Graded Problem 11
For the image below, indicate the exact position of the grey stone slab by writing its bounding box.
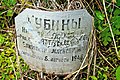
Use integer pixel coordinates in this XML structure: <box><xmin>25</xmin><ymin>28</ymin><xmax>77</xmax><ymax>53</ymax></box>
<box><xmin>15</xmin><ymin>8</ymin><xmax>93</xmax><ymax>74</ymax></box>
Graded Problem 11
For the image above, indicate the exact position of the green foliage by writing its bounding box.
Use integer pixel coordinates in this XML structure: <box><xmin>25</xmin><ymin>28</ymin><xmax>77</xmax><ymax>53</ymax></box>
<box><xmin>0</xmin><ymin>31</ymin><xmax>31</xmax><ymax>80</ymax></box>
<box><xmin>89</xmin><ymin>76</ymin><xmax>98</xmax><ymax>80</ymax></box>
<box><xmin>2</xmin><ymin>0</ymin><xmax>16</xmax><ymax>8</ymax></box>
<box><xmin>0</xmin><ymin>33</ymin><xmax>18</xmax><ymax>80</ymax></box>
<box><xmin>95</xmin><ymin>10</ymin><xmax>112</xmax><ymax>46</ymax></box>
<box><xmin>95</xmin><ymin>5</ymin><xmax>120</xmax><ymax>46</ymax></box>
<box><xmin>94</xmin><ymin>1</ymin><xmax>120</xmax><ymax>80</ymax></box>
<box><xmin>95</xmin><ymin>10</ymin><xmax>105</xmax><ymax>20</ymax></box>
<box><xmin>44</xmin><ymin>0</ymin><xmax>48</xmax><ymax>3</ymax></box>
<box><xmin>0</xmin><ymin>0</ymin><xmax>16</xmax><ymax>29</ymax></box>
<box><xmin>103</xmin><ymin>73</ymin><xmax>108</xmax><ymax>80</ymax></box>
<box><xmin>0</xmin><ymin>35</ymin><xmax>4</xmax><ymax>46</ymax></box>
<box><xmin>0</xmin><ymin>0</ymin><xmax>31</xmax><ymax>79</ymax></box>
<box><xmin>89</xmin><ymin>70</ymin><xmax>108</xmax><ymax>80</ymax></box>
<box><xmin>7</xmin><ymin>10</ymin><xmax>14</xmax><ymax>17</ymax></box>
<box><xmin>116</xmin><ymin>66</ymin><xmax>120</xmax><ymax>80</ymax></box>
<box><xmin>113</xmin><ymin>9</ymin><xmax>120</xmax><ymax>16</ymax></box>
<box><xmin>116</xmin><ymin>0</ymin><xmax>120</xmax><ymax>6</ymax></box>
<box><xmin>100</xmin><ymin>28</ymin><xmax>112</xmax><ymax>46</ymax></box>
<box><xmin>97</xmin><ymin>71</ymin><xmax>108</xmax><ymax>80</ymax></box>
<box><xmin>112</xmin><ymin>9</ymin><xmax>120</xmax><ymax>36</ymax></box>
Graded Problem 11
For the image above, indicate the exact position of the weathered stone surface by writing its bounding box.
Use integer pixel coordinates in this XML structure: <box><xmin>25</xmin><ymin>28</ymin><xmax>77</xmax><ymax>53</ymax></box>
<box><xmin>15</xmin><ymin>8</ymin><xmax>93</xmax><ymax>74</ymax></box>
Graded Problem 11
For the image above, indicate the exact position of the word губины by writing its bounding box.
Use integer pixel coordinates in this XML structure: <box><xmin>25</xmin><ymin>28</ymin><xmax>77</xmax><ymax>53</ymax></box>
<box><xmin>27</xmin><ymin>15</ymin><xmax>81</xmax><ymax>31</ymax></box>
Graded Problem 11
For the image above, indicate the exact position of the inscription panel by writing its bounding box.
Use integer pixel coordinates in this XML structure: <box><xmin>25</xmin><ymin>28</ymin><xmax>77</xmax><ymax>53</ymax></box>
<box><xmin>15</xmin><ymin>8</ymin><xmax>93</xmax><ymax>74</ymax></box>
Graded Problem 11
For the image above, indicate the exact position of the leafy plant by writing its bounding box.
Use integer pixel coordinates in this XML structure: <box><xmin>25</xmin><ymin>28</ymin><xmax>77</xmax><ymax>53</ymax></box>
<box><xmin>116</xmin><ymin>0</ymin><xmax>120</xmax><ymax>6</ymax></box>
<box><xmin>112</xmin><ymin>9</ymin><xmax>120</xmax><ymax>36</ymax></box>
<box><xmin>89</xmin><ymin>76</ymin><xmax>98</xmax><ymax>80</ymax></box>
<box><xmin>0</xmin><ymin>35</ymin><xmax>4</xmax><ymax>46</ymax></box>
<box><xmin>7</xmin><ymin>10</ymin><xmax>14</xmax><ymax>17</ymax></box>
<box><xmin>95</xmin><ymin>4</ymin><xmax>120</xmax><ymax>46</ymax></box>
<box><xmin>100</xmin><ymin>28</ymin><xmax>112</xmax><ymax>46</ymax></box>
<box><xmin>2</xmin><ymin>0</ymin><xmax>16</xmax><ymax>8</ymax></box>
<box><xmin>95</xmin><ymin>10</ymin><xmax>112</xmax><ymax>46</ymax></box>
<box><xmin>89</xmin><ymin>70</ymin><xmax>108</xmax><ymax>80</ymax></box>
<box><xmin>95</xmin><ymin>10</ymin><xmax>105</xmax><ymax>21</ymax></box>
<box><xmin>116</xmin><ymin>66</ymin><xmax>120</xmax><ymax>80</ymax></box>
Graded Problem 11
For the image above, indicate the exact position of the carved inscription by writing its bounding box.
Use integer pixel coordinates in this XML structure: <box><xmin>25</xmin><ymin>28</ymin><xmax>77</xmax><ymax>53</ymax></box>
<box><xmin>27</xmin><ymin>15</ymin><xmax>81</xmax><ymax>31</ymax></box>
<box><xmin>15</xmin><ymin>9</ymin><xmax>92</xmax><ymax>74</ymax></box>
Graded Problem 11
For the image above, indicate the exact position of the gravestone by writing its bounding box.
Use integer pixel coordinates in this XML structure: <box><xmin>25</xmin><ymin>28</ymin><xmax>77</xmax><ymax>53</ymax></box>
<box><xmin>15</xmin><ymin>8</ymin><xmax>93</xmax><ymax>74</ymax></box>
